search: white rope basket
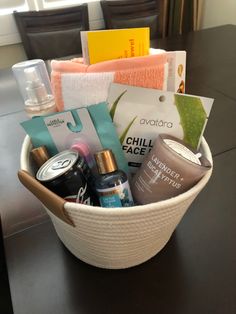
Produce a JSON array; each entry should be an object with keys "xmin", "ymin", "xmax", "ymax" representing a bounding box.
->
[{"xmin": 20, "ymin": 135, "xmax": 213, "ymax": 269}]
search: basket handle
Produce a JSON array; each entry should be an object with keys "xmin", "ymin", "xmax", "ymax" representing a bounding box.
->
[{"xmin": 18, "ymin": 170, "xmax": 74, "ymax": 226}]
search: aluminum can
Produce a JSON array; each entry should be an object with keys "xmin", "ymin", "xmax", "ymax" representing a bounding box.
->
[{"xmin": 36, "ymin": 150, "xmax": 96, "ymax": 205}]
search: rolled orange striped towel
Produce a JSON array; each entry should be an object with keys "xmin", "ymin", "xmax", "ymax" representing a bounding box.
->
[{"xmin": 51, "ymin": 49, "xmax": 169, "ymax": 111}]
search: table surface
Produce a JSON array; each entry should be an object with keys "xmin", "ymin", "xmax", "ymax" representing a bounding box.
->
[{"xmin": 0, "ymin": 25, "xmax": 236, "ymax": 314}]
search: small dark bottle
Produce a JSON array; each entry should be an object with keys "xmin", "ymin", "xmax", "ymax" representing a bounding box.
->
[
  {"xmin": 31, "ymin": 145, "xmax": 50, "ymax": 169},
  {"xmin": 94, "ymin": 149, "xmax": 134, "ymax": 208}
]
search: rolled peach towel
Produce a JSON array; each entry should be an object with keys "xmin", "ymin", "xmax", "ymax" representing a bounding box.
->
[{"xmin": 51, "ymin": 49, "xmax": 169, "ymax": 111}]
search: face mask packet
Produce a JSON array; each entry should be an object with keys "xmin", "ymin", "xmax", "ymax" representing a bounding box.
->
[{"xmin": 107, "ymin": 83, "xmax": 214, "ymax": 174}]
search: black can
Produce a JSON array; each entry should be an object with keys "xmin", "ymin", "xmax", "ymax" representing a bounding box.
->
[{"xmin": 36, "ymin": 150, "xmax": 97, "ymax": 205}]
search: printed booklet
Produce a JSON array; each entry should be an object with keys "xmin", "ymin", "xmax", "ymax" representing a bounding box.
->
[{"xmin": 81, "ymin": 28, "xmax": 150, "ymax": 65}]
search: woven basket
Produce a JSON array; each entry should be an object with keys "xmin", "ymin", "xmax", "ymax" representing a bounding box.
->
[{"xmin": 19, "ymin": 135, "xmax": 213, "ymax": 269}]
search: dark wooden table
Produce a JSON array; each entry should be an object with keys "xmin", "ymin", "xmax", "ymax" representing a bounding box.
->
[{"xmin": 1, "ymin": 25, "xmax": 236, "ymax": 314}]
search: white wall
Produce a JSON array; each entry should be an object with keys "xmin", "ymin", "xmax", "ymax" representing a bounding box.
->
[
  {"xmin": 0, "ymin": 44, "xmax": 27, "ymax": 69},
  {"xmin": 201, "ymin": 0, "xmax": 236, "ymax": 29}
]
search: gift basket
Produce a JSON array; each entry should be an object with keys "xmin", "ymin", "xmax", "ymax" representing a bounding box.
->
[
  {"xmin": 19, "ymin": 135, "xmax": 212, "ymax": 269},
  {"xmin": 15, "ymin": 28, "xmax": 214, "ymax": 269}
]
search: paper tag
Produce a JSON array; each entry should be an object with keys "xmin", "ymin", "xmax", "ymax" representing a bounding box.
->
[{"xmin": 44, "ymin": 108, "xmax": 102, "ymax": 155}]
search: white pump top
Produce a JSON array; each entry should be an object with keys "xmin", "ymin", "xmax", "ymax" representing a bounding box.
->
[{"xmin": 24, "ymin": 67, "xmax": 48, "ymax": 105}]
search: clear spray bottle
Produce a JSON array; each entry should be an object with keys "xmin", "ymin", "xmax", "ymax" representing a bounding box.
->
[{"xmin": 12, "ymin": 59, "xmax": 56, "ymax": 118}]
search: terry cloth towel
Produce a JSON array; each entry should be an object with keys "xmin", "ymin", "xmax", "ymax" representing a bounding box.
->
[{"xmin": 51, "ymin": 49, "xmax": 168, "ymax": 111}]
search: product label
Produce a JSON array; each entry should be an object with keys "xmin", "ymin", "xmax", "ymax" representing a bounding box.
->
[
  {"xmin": 96, "ymin": 181, "xmax": 133, "ymax": 208},
  {"xmin": 76, "ymin": 183, "xmax": 92, "ymax": 205},
  {"xmin": 134, "ymin": 154, "xmax": 183, "ymax": 192},
  {"xmin": 64, "ymin": 183, "xmax": 92, "ymax": 205},
  {"xmin": 107, "ymin": 83, "xmax": 214, "ymax": 174},
  {"xmin": 44, "ymin": 108, "xmax": 102, "ymax": 155}
]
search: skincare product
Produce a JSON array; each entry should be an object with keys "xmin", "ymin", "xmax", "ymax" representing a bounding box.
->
[
  {"xmin": 166, "ymin": 51, "xmax": 186, "ymax": 93},
  {"xmin": 107, "ymin": 83, "xmax": 214, "ymax": 174},
  {"xmin": 71, "ymin": 140, "xmax": 98, "ymax": 190},
  {"xmin": 31, "ymin": 146, "xmax": 50, "ymax": 168},
  {"xmin": 12, "ymin": 59, "xmax": 56, "ymax": 117},
  {"xmin": 71, "ymin": 140, "xmax": 96, "ymax": 172},
  {"xmin": 132, "ymin": 134, "xmax": 212, "ymax": 204},
  {"xmin": 94, "ymin": 149, "xmax": 133, "ymax": 208}
]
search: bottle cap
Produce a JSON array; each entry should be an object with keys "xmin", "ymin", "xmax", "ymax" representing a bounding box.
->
[
  {"xmin": 71, "ymin": 141, "xmax": 95, "ymax": 168},
  {"xmin": 31, "ymin": 146, "xmax": 50, "ymax": 168},
  {"xmin": 36, "ymin": 150, "xmax": 79, "ymax": 182},
  {"xmin": 94, "ymin": 149, "xmax": 117, "ymax": 174}
]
